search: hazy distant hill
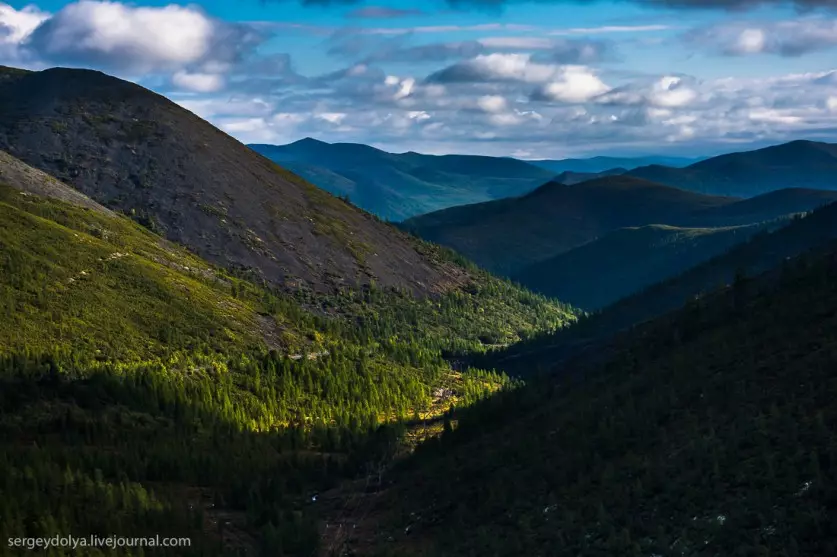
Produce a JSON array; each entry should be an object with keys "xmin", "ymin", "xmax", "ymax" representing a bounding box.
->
[
  {"xmin": 250, "ymin": 139, "xmax": 557, "ymax": 221},
  {"xmin": 627, "ymin": 140, "xmax": 837, "ymax": 197},
  {"xmin": 529, "ymin": 154, "xmax": 700, "ymax": 174}
]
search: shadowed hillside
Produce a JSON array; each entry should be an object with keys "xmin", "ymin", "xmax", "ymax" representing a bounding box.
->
[
  {"xmin": 347, "ymin": 220, "xmax": 837, "ymax": 557},
  {"xmin": 485, "ymin": 201, "xmax": 837, "ymax": 377},
  {"xmin": 514, "ymin": 220, "xmax": 785, "ymax": 310}
]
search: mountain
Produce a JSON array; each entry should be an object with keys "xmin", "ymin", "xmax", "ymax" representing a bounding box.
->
[
  {"xmin": 513, "ymin": 220, "xmax": 785, "ymax": 310},
  {"xmin": 405, "ymin": 178, "xmax": 837, "ymax": 279},
  {"xmin": 249, "ymin": 139, "xmax": 556, "ymax": 221},
  {"xmin": 487, "ymin": 200, "xmax": 837, "ymax": 377},
  {"xmin": 553, "ymin": 167, "xmax": 626, "ymax": 185},
  {"xmin": 0, "ymin": 65, "xmax": 477, "ymax": 297},
  {"xmin": 402, "ymin": 176, "xmax": 741, "ymax": 275},
  {"xmin": 0, "ymin": 146, "xmax": 575, "ymax": 554},
  {"xmin": 529, "ymin": 154, "xmax": 701, "ymax": 174},
  {"xmin": 345, "ymin": 217, "xmax": 837, "ymax": 557},
  {"xmin": 512, "ymin": 187, "xmax": 837, "ymax": 309},
  {"xmin": 627, "ymin": 140, "xmax": 837, "ymax": 197}
]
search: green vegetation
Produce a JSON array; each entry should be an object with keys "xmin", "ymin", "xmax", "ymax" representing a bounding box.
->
[
  {"xmin": 0, "ymin": 183, "xmax": 575, "ymax": 556},
  {"xmin": 362, "ymin": 238, "xmax": 837, "ymax": 557}
]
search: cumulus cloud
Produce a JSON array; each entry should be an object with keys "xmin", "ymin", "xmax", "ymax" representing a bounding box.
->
[
  {"xmin": 532, "ymin": 66, "xmax": 611, "ymax": 102},
  {"xmin": 24, "ymin": 1, "xmax": 265, "ymax": 73},
  {"xmin": 172, "ymin": 70, "xmax": 225, "ymax": 93},
  {"xmin": 428, "ymin": 53, "xmax": 565, "ymax": 83},
  {"xmin": 686, "ymin": 17, "xmax": 837, "ymax": 57}
]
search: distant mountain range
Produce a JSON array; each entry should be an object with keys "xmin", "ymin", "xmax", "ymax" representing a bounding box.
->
[
  {"xmin": 403, "ymin": 176, "xmax": 837, "ymax": 276},
  {"xmin": 527, "ymin": 154, "xmax": 701, "ymax": 174},
  {"xmin": 405, "ymin": 176, "xmax": 837, "ymax": 307},
  {"xmin": 250, "ymin": 139, "xmax": 556, "ymax": 221},
  {"xmin": 626, "ymin": 140, "xmax": 837, "ymax": 197}
]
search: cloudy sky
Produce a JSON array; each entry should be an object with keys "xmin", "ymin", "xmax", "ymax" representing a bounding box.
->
[{"xmin": 2, "ymin": 0, "xmax": 837, "ymax": 158}]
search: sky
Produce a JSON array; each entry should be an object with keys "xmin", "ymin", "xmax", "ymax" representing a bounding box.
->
[{"xmin": 2, "ymin": 0, "xmax": 837, "ymax": 158}]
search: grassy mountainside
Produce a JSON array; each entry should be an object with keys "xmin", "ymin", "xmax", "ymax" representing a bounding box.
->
[
  {"xmin": 487, "ymin": 201, "xmax": 837, "ymax": 377},
  {"xmin": 353, "ymin": 229, "xmax": 837, "ymax": 557},
  {"xmin": 514, "ymin": 219, "xmax": 785, "ymax": 310},
  {"xmin": 402, "ymin": 176, "xmax": 740, "ymax": 275},
  {"xmin": 627, "ymin": 140, "xmax": 837, "ymax": 197},
  {"xmin": 0, "ymin": 65, "xmax": 477, "ymax": 297},
  {"xmin": 249, "ymin": 139, "xmax": 556, "ymax": 222},
  {"xmin": 0, "ymin": 152, "xmax": 576, "ymax": 556}
]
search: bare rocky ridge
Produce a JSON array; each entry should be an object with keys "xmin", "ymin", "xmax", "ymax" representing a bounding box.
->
[
  {"xmin": 0, "ymin": 66, "xmax": 467, "ymax": 296},
  {"xmin": 0, "ymin": 149, "xmax": 113, "ymax": 215}
]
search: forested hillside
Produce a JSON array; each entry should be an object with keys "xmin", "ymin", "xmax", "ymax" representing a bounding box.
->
[
  {"xmin": 479, "ymin": 201, "xmax": 837, "ymax": 377},
  {"xmin": 514, "ymin": 219, "xmax": 784, "ymax": 310},
  {"xmin": 353, "ymin": 228, "xmax": 837, "ymax": 557},
  {"xmin": 0, "ymin": 150, "xmax": 575, "ymax": 556}
]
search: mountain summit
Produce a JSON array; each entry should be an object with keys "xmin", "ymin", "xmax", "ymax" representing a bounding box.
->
[{"xmin": 0, "ymin": 66, "xmax": 467, "ymax": 296}]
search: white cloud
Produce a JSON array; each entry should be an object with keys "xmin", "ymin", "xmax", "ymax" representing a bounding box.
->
[
  {"xmin": 650, "ymin": 76, "xmax": 698, "ymax": 108},
  {"xmin": 477, "ymin": 95, "xmax": 508, "ymax": 113},
  {"xmin": 0, "ymin": 2, "xmax": 49, "ymax": 44},
  {"xmin": 27, "ymin": 1, "xmax": 216, "ymax": 71},
  {"xmin": 536, "ymin": 66, "xmax": 610, "ymax": 103},
  {"xmin": 172, "ymin": 70, "xmax": 224, "ymax": 93},
  {"xmin": 316, "ymin": 112, "xmax": 348, "ymax": 124}
]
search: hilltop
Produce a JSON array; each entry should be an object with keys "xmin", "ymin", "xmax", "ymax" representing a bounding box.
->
[
  {"xmin": 627, "ymin": 140, "xmax": 837, "ymax": 197},
  {"xmin": 250, "ymin": 139, "xmax": 556, "ymax": 221},
  {"xmin": 0, "ymin": 65, "xmax": 473, "ymax": 297}
]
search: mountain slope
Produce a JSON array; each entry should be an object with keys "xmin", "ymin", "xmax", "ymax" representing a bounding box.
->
[
  {"xmin": 627, "ymin": 140, "xmax": 837, "ymax": 197},
  {"xmin": 403, "ymin": 176, "xmax": 740, "ymax": 275},
  {"xmin": 514, "ymin": 220, "xmax": 785, "ymax": 310},
  {"xmin": 0, "ymin": 65, "xmax": 471, "ymax": 296},
  {"xmin": 250, "ymin": 139, "xmax": 556, "ymax": 221},
  {"xmin": 0, "ymin": 151, "xmax": 576, "ymax": 555},
  {"xmin": 353, "ymin": 224, "xmax": 837, "ymax": 557},
  {"xmin": 488, "ymin": 200, "xmax": 837, "ymax": 377}
]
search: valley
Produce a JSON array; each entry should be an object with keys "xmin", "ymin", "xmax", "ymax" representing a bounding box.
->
[{"xmin": 2, "ymin": 55, "xmax": 837, "ymax": 557}]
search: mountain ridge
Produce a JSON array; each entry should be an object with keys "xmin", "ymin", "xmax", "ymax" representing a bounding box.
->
[{"xmin": 0, "ymin": 65, "xmax": 472, "ymax": 297}]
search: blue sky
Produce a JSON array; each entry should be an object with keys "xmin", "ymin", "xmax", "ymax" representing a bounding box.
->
[{"xmin": 2, "ymin": 0, "xmax": 837, "ymax": 158}]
